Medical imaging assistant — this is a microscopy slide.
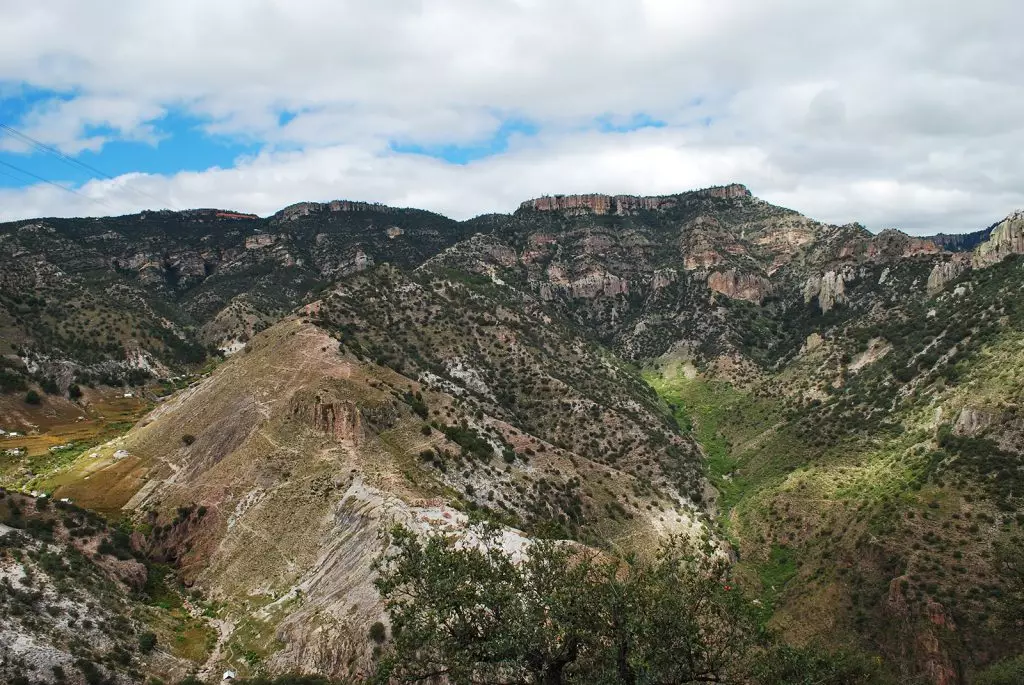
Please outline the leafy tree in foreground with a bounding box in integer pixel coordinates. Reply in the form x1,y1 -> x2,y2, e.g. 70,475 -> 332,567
371,523 -> 755,684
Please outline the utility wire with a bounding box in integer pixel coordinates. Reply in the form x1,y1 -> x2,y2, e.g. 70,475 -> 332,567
0,123 -> 181,211
0,158 -> 117,210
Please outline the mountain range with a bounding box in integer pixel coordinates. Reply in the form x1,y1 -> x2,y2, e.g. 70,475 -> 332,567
2,184 -> 1024,684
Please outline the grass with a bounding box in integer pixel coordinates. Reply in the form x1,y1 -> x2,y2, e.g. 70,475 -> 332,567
642,364 -> 781,511
0,389 -> 151,492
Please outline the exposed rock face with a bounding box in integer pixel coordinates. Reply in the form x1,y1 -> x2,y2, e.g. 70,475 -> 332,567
804,269 -> 851,313
245,234 -> 277,249
868,229 -> 941,259
973,210 -> 1024,267
927,256 -> 970,294
925,227 -> 993,252
569,270 -> 629,298
755,217 -> 820,269
707,269 -> 772,303
519,184 -> 751,215
699,183 -> 752,199
167,250 -> 208,286
276,200 -> 395,221
953,407 -> 993,437
519,193 -> 672,216
291,392 -> 364,445
652,268 -> 677,290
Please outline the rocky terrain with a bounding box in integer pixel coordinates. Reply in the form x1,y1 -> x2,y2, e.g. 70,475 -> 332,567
0,490 -> 198,684
2,184 -> 1024,683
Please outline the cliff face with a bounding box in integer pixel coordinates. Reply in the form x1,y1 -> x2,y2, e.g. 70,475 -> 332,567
973,210 -> 1024,267
518,184 -> 751,215
924,227 -> 993,252
519,193 -> 673,215
707,269 -> 773,303
927,255 -> 971,294
804,269 -> 853,313
868,229 -> 941,259
275,199 -> 397,221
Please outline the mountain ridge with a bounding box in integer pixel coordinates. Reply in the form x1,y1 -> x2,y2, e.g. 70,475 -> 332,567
5,183 -> 1024,683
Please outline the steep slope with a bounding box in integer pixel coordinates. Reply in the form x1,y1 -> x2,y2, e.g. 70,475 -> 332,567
7,186 -> 1024,684
451,186 -> 941,371
0,203 -> 472,394
0,491 -> 197,685
645,244 -> 1024,683
42,267 -> 710,680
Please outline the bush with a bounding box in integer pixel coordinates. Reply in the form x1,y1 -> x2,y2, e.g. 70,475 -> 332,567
138,631 -> 157,653
24,389 -> 41,405
369,621 -> 387,644
180,434 -> 196,446
750,643 -> 883,684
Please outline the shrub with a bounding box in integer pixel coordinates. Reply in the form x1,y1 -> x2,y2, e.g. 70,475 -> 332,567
180,434 -> 196,446
138,631 -> 157,653
24,389 -> 41,405
369,621 -> 387,644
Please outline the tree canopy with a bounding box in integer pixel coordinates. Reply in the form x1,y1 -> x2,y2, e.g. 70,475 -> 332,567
371,522 -> 877,684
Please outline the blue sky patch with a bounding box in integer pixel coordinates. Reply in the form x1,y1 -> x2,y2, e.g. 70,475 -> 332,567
389,118 -> 540,164
0,98 -> 259,189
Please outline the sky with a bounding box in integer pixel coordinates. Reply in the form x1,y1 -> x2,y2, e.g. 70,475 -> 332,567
0,0 -> 1021,234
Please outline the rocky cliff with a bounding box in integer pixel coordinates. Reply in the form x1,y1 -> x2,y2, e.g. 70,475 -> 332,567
973,210 -> 1024,267
707,269 -> 773,303
518,184 -> 751,215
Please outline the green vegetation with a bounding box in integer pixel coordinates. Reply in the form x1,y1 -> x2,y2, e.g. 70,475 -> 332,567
643,367 -> 780,511
372,522 -> 883,684
974,654 -> 1024,685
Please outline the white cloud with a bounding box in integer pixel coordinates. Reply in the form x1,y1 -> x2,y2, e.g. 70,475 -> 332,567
0,0 -> 1021,232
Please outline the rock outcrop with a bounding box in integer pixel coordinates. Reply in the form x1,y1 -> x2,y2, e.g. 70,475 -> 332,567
804,269 -> 852,313
707,269 -> 773,303
519,194 -> 674,216
927,256 -> 970,294
291,392 -> 364,445
275,200 -> 396,221
569,270 -> 629,298
953,407 -> 994,437
973,210 -> 1024,267
868,229 -> 941,259
697,183 -> 752,199
518,184 -> 752,216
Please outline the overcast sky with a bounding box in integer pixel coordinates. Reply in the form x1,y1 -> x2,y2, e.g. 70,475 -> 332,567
0,0 -> 1020,233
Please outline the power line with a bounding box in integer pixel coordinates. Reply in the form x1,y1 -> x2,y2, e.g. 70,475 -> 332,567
0,123 -> 181,211
0,158 -> 117,210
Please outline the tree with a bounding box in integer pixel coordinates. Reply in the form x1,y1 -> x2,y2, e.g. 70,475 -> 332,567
371,522 -> 755,684
139,631 -> 157,653
24,389 -> 41,405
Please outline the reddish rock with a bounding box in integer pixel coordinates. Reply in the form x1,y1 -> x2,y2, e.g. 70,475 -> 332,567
707,269 -> 773,303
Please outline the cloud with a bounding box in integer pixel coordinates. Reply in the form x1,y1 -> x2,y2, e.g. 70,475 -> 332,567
0,0 -> 1021,232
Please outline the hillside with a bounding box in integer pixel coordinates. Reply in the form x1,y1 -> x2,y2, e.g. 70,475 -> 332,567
35,288 -> 710,679
3,185 -> 1024,683
0,490 -> 202,684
